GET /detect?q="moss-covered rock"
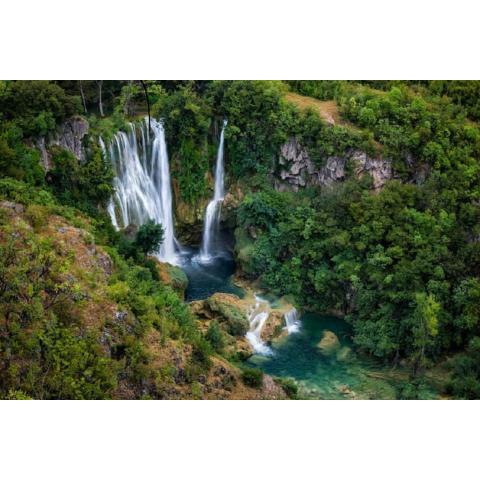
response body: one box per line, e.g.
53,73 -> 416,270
153,258 -> 188,299
206,293 -> 249,336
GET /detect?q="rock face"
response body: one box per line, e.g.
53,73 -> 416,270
36,116 -> 89,171
274,137 -> 392,191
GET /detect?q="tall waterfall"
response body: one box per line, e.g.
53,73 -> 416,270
284,307 -> 301,334
106,117 -> 180,265
198,119 -> 227,262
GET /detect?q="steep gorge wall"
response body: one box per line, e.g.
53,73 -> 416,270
273,137 -> 393,192
35,115 -> 89,170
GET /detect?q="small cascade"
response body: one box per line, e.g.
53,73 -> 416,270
246,295 -> 273,355
198,119 -> 227,262
284,307 -> 301,334
106,118 -> 180,265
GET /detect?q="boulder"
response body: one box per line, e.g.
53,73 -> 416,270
260,310 -> 287,343
206,293 -> 249,336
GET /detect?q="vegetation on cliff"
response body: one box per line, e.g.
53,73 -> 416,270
1,80 -> 480,398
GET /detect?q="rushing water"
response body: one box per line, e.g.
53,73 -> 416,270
198,120 -> 227,262
284,307 -> 301,334
105,118 -> 180,264
246,295 -> 273,355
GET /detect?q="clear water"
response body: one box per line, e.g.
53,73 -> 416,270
247,313 -> 398,399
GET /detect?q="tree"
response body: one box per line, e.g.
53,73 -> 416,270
411,292 -> 440,374
96,80 -> 104,116
205,321 -> 225,352
134,220 -> 164,259
79,80 -> 87,113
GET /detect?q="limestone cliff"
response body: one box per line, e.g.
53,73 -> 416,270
35,115 -> 89,170
274,137 -> 393,192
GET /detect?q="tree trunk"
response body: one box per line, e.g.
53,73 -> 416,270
79,81 -> 88,114
97,80 -> 104,117
140,81 -> 151,130
123,80 -> 133,116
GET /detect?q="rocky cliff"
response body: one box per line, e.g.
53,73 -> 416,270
35,115 -> 89,170
274,137 -> 393,191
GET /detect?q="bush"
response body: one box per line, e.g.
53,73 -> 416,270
206,321 -> 225,353
241,368 -> 264,388
274,377 -> 298,399
134,220 -> 164,259
25,204 -> 48,231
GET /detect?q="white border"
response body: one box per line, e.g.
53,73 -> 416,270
1,0 -> 479,79
1,1 -> 479,477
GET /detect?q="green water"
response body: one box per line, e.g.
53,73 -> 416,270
247,313 -> 400,399
181,252 -> 436,399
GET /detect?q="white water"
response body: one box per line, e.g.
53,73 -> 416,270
284,307 -> 301,334
198,119 -> 227,262
106,117 -> 180,264
246,295 -> 273,355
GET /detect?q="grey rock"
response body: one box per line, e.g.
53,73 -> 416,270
0,201 -> 25,214
114,311 -> 128,322
275,137 -> 392,191
35,116 -> 89,171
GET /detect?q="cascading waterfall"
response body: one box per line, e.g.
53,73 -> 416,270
284,307 -> 301,334
198,119 -> 228,262
246,295 -> 273,355
105,117 -> 180,265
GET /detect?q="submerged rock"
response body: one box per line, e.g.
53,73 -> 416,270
336,346 -> 353,362
317,330 -> 340,356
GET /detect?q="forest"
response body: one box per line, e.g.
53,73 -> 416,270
1,80 -> 480,399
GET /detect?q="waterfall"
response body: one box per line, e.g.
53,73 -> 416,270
106,117 -> 180,265
198,119 -> 227,262
284,307 -> 301,334
246,295 -> 273,355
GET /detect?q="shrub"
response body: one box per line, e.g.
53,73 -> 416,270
241,368 -> 264,388
134,220 -> 164,259
25,204 -> 48,231
274,377 -> 298,399
206,321 -> 225,352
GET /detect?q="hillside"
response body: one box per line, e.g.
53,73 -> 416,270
1,80 -> 480,399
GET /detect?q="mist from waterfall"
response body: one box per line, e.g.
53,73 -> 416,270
106,117 -> 180,265
198,119 -> 227,262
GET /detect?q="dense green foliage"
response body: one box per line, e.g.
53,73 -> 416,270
2,80 -> 480,398
134,220 -> 164,259
241,367 -> 263,388
233,81 -> 480,395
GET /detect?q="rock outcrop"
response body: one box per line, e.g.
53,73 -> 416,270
35,115 -> 89,171
274,137 -> 392,192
